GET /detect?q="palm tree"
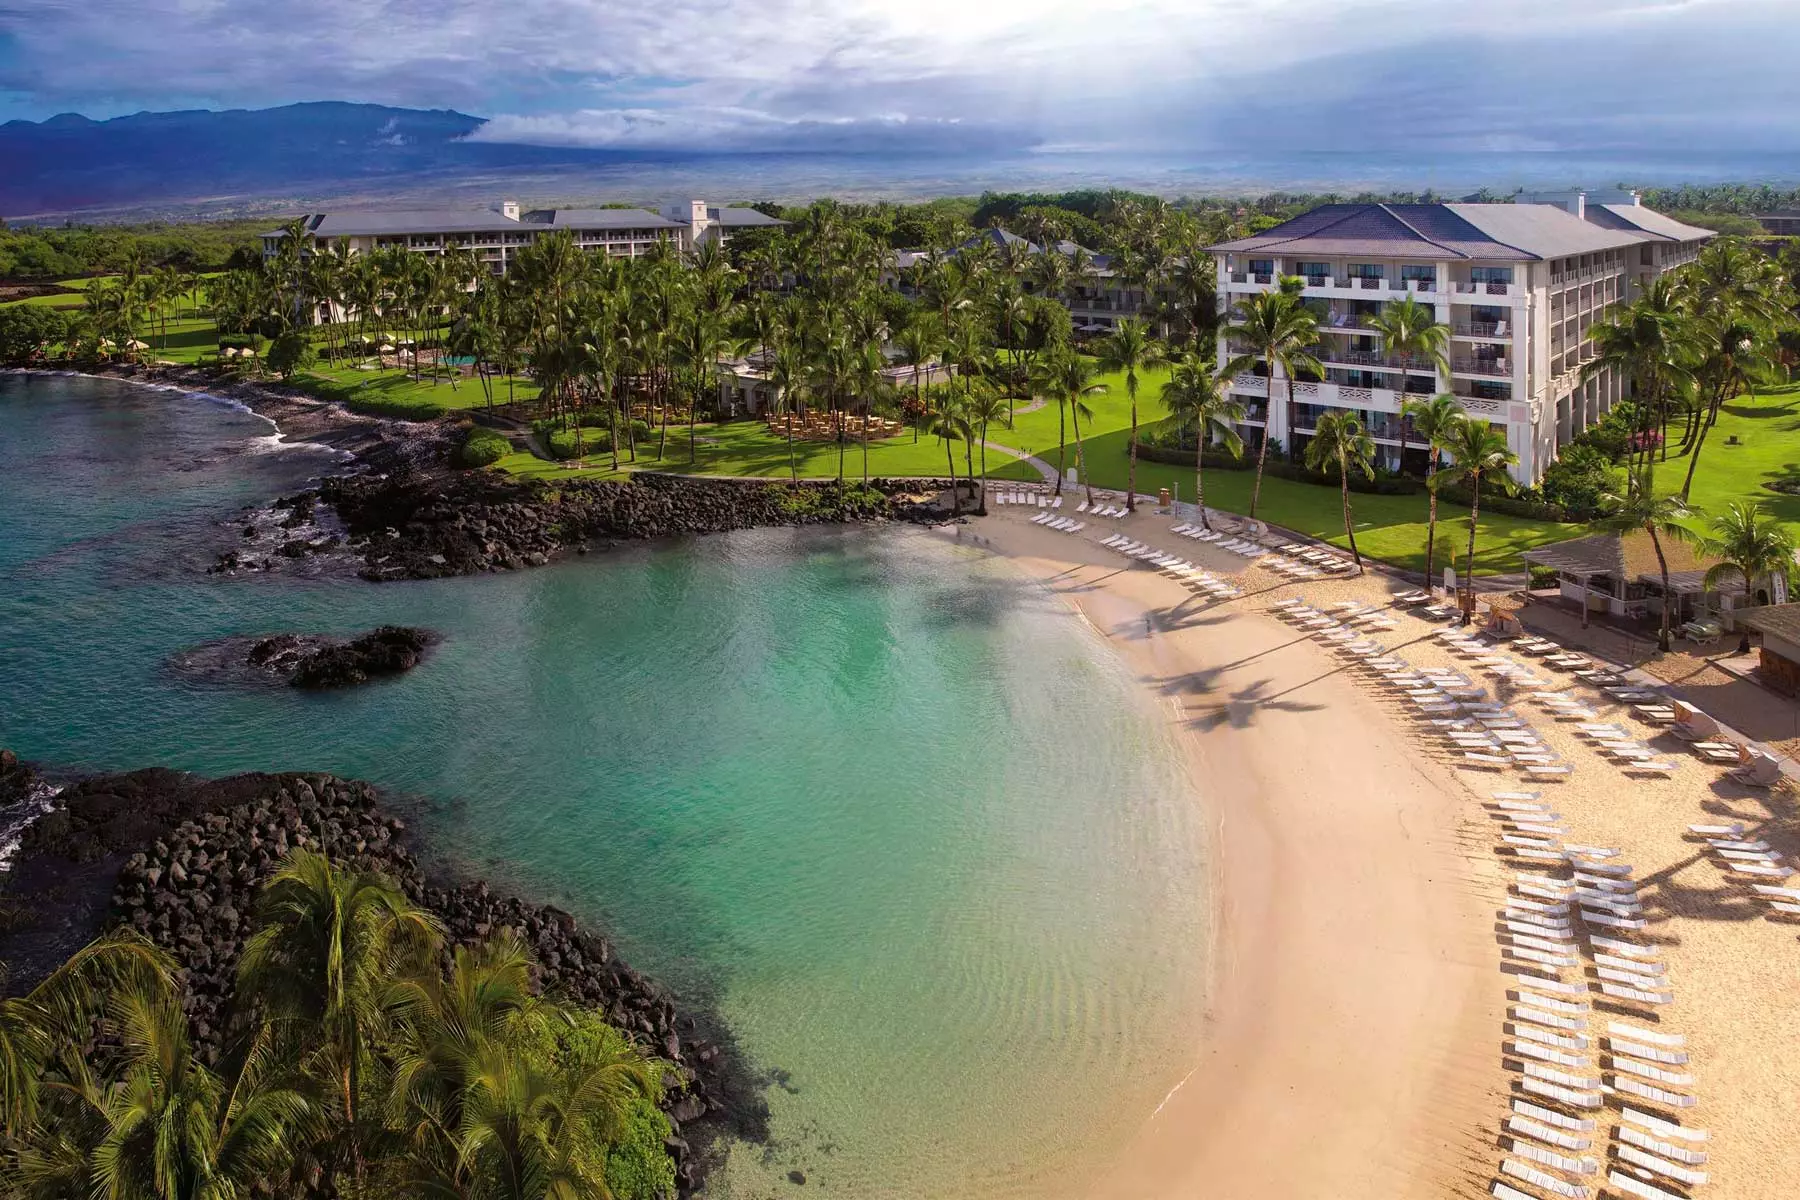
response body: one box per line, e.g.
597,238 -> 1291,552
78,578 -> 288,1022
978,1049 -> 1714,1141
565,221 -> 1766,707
1303,410 -> 1378,574
237,849 -> 441,1179
1583,278 -> 1693,486
1220,285 -> 1321,519
925,390 -> 970,515
894,316 -> 941,443
1361,294 -> 1450,465
1037,350 -> 1107,506
1400,393 -> 1468,588
965,382 -> 1012,508
1677,312 -> 1780,501
1438,419 -> 1520,616
1159,353 -> 1243,530
1591,476 -> 1701,651
1697,500 -> 1798,651
72,988 -> 309,1200
1095,318 -> 1162,511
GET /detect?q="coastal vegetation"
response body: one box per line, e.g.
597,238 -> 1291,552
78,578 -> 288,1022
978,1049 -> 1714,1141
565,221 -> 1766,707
0,848 -> 675,1200
3,194 -> 1796,577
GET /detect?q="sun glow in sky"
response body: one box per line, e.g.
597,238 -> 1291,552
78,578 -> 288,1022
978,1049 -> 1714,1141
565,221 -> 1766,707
0,0 -> 1794,154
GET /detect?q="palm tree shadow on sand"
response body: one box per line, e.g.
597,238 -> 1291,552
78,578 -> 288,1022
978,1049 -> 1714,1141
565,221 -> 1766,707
1146,671 -> 1329,731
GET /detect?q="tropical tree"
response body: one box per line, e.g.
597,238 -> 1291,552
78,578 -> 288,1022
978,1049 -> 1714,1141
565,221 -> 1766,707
1159,352 -> 1243,530
1303,410 -> 1377,573
1400,393 -> 1468,587
965,382 -> 1012,508
1361,295 -> 1450,464
1437,419 -> 1519,615
1035,350 -> 1107,506
1697,500 -> 1798,650
1591,476 -> 1701,651
1220,283 -> 1321,519
1094,318 -> 1162,511
1582,278 -> 1693,485
925,390 -> 970,516
236,849 -> 442,1180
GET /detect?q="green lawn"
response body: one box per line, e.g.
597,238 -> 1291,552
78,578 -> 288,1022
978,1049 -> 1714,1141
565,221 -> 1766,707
1650,384 -> 1800,538
497,419 -> 1042,482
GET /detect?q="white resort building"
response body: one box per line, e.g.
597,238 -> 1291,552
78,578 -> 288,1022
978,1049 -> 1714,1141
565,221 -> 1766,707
261,198 -> 784,274
1208,190 -> 1712,483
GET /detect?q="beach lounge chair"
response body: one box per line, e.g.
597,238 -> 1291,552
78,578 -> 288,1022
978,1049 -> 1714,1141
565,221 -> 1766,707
1511,1005 -> 1585,1032
1615,1145 -> 1707,1188
1514,1099 -> 1595,1133
1597,981 -> 1673,1005
1499,1158 -> 1590,1199
1520,1078 -> 1602,1109
1607,1037 -> 1686,1066
1507,1115 -> 1590,1153
1616,1125 -> 1707,1166
1607,1172 -> 1687,1200
1523,1063 -> 1600,1092
1510,1040 -> 1591,1072
1607,1055 -> 1692,1087
1513,1020 -> 1587,1050
1507,1138 -> 1597,1177
1622,1107 -> 1706,1142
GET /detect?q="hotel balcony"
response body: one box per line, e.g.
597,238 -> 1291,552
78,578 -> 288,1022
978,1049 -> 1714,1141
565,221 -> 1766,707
1451,357 -> 1512,379
1449,280 -> 1518,297
1229,373 -> 1406,413
1226,273 -> 1441,299
1452,320 -> 1512,340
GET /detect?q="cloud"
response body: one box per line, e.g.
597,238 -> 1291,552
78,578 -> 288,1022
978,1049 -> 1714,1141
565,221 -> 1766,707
0,0 -> 1794,156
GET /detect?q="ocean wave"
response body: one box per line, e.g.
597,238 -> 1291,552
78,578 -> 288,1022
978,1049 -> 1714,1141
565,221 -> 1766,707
0,781 -> 61,874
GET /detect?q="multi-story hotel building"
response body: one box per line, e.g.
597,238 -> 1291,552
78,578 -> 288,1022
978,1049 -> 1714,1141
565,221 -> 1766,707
1208,191 -> 1712,483
261,198 -> 783,274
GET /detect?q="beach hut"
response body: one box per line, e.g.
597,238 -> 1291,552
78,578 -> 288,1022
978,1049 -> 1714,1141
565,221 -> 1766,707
1733,604 -> 1800,695
1522,530 -> 1732,624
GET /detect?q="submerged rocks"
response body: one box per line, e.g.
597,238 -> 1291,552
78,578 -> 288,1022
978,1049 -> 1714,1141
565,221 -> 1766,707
314,470 -> 955,581
0,749 -> 36,808
170,628 -> 438,689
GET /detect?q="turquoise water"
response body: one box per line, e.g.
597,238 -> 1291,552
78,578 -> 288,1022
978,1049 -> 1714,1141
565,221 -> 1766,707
0,373 -> 1210,1198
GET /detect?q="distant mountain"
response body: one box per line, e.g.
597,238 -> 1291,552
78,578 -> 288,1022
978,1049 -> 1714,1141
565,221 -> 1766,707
0,102 -> 675,220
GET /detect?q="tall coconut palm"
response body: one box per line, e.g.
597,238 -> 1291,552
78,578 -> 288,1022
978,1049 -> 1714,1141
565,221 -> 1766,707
1220,285 -> 1321,519
1438,419 -> 1519,615
1036,350 -> 1107,506
1094,318 -> 1162,511
894,316 -> 941,443
1400,393 -> 1468,587
924,390 -> 971,515
1583,278 -> 1693,485
1362,294 -> 1450,465
237,849 -> 441,1177
1303,410 -> 1378,573
1591,475 -> 1701,651
1677,313 -> 1779,501
965,382 -> 1012,508
1697,500 -> 1798,650
1159,352 -> 1243,530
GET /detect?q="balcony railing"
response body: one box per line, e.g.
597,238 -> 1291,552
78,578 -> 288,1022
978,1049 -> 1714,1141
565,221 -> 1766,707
1305,274 -> 1328,287
1452,358 -> 1510,376
1231,373 -> 1269,395
1319,348 -> 1442,371
1452,394 -> 1507,416
1454,322 -> 1509,338
1452,281 -> 1515,296
1353,276 -> 1385,290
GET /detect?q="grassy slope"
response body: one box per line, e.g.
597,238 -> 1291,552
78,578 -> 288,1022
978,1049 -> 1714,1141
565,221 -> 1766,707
1650,383 -> 1800,538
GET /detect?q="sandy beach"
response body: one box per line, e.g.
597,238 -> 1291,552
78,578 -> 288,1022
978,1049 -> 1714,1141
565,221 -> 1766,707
958,494 -> 1800,1199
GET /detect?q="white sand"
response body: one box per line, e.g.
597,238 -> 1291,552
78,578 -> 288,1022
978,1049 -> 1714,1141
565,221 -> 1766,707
960,496 -> 1800,1198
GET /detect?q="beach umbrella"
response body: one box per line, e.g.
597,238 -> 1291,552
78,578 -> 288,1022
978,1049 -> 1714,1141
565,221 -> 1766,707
379,343 -> 396,353
127,339 -> 149,350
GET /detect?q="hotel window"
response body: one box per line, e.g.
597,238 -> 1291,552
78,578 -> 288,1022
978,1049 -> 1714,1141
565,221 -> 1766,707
1248,258 -> 1275,277
1400,264 -> 1436,283
1470,266 -> 1514,284
1295,261 -> 1330,284
1347,263 -> 1385,278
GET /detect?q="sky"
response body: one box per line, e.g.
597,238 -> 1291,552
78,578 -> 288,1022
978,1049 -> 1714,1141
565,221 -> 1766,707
1,0 -> 1797,156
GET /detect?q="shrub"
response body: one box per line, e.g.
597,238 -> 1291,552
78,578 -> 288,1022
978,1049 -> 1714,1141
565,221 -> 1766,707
0,306 -> 72,364
455,427 -> 510,468
546,426 -> 614,459
266,330 -> 317,380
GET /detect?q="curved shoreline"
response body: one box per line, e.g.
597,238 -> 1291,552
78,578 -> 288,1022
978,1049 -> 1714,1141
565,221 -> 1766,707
952,509 -> 1505,1198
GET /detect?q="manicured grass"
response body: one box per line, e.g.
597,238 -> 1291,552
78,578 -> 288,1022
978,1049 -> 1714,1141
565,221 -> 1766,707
1650,383 -> 1800,537
2,291 -> 88,309
496,418 -> 1039,481
290,364 -> 536,420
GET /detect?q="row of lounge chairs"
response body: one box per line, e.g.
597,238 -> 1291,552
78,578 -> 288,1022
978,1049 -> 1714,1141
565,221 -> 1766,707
1483,794 -> 1710,1200
1028,513 -> 1085,535
1168,523 -> 1268,559
1271,541 -> 1358,575
1104,536 -> 1242,599
993,489 -> 1058,509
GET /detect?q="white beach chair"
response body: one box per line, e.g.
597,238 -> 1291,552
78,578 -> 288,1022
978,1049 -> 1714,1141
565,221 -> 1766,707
1506,1115 -> 1590,1153
1616,1125 -> 1707,1166
1520,1078 -> 1602,1109
1615,1145 -> 1707,1188
1499,1157 -> 1590,1199
1622,1107 -> 1706,1141
1514,1099 -> 1594,1133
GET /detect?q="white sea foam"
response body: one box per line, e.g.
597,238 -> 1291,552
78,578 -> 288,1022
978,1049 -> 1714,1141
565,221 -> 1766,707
0,782 -> 62,874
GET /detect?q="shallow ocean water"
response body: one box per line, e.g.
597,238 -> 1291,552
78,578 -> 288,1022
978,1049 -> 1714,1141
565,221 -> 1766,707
0,372 -> 1210,1198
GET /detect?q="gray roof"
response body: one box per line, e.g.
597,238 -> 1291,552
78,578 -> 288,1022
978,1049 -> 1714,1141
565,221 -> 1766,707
305,210 -> 525,237
710,207 -> 785,227
534,208 -> 680,230
1738,603 -> 1800,641
1584,203 -> 1716,243
1210,201 -> 1675,262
